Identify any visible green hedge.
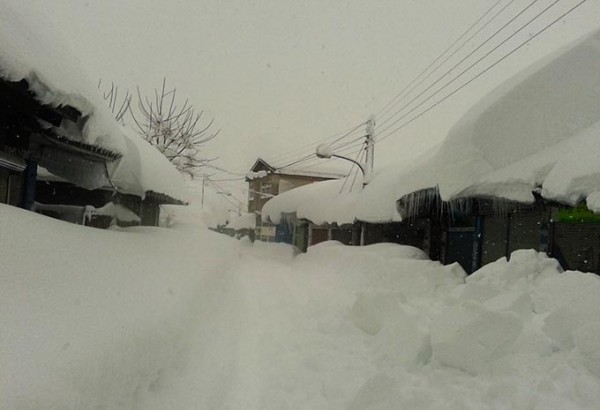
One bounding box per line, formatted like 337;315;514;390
557;203;600;223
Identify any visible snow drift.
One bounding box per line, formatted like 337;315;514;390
2;205;600;409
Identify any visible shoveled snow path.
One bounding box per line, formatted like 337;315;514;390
219;243;373;410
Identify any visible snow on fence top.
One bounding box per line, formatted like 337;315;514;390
0;5;126;155
263;26;600;225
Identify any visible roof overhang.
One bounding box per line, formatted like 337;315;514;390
0;151;27;172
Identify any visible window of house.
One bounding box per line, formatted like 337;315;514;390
260;182;272;193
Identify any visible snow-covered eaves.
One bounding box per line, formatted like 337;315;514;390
264;26;600;225
108;130;190;205
0;151;26;172
0;7;189;205
0;4;127;155
248;158;347;181
263;178;364;226
408;26;600;209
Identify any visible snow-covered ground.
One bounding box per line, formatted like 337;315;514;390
2;205;600;409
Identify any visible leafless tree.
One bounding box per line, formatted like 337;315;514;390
129;79;219;178
98;79;131;125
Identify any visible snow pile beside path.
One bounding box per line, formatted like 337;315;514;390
284;243;600;409
0;204;239;410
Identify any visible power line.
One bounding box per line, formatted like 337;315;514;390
376;0;588;144
208;176;246;182
338;146;366;193
274;134;366;170
203;163;247;176
263;121;364;163
205;178;248;211
377;0;544;135
378;0;518;125
376;0;507;120
349;149;368;192
268;122;366;168
278;140;365;172
281;144;365;179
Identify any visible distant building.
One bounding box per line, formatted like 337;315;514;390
246;158;343;242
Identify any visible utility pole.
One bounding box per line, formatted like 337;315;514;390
201;176;206;207
361;115;375;246
364;114;376;184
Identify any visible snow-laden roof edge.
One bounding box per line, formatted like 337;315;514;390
247;157;347;181
263;26;600;225
109;129;191;204
0;4;127;155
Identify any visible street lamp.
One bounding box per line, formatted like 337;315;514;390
316;144;366;178
315;116;375;186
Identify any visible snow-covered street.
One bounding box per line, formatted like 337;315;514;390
2;1;600;408
3;204;600;409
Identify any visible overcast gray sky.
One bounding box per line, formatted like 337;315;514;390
7;0;600;183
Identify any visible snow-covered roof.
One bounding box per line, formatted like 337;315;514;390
108;129;190;204
0;7;189;204
263;178;362;225
248;157;347;181
264;26;600;225
36;130;191;204
0;4;126;155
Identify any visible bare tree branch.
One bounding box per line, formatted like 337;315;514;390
118;78;220;178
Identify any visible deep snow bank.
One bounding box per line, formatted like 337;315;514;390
289;242;600;409
3;207;600;409
0;204;239;410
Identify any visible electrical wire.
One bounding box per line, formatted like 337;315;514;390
278;141;365;173
263;121;365;165
377;0;544;133
273;135;366;170
339;146;366;193
208;176;246;182
206;178;248;211
349;149;367;192
376;0;507;120
268;124;366;168
203;163;247;176
376;0;588;144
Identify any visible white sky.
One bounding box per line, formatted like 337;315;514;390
5;0;600;196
